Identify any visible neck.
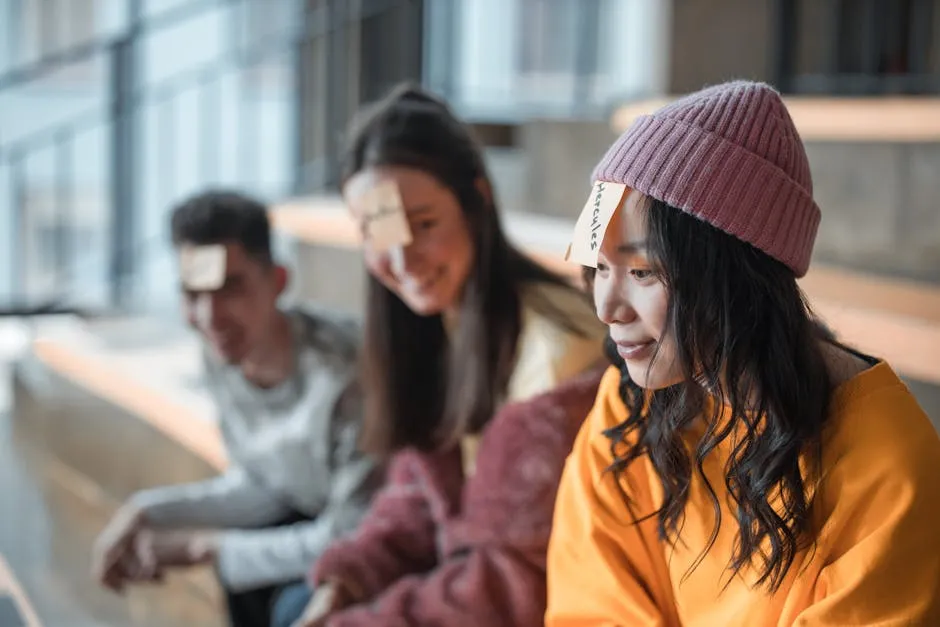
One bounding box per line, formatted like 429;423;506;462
240;310;293;388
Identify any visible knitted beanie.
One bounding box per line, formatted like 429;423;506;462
593;80;820;277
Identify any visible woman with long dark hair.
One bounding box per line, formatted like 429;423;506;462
290;84;608;626
546;81;940;625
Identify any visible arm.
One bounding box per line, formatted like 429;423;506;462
545;368;672;627
215;386;385;593
131;348;294;530
131;467;292;530
326;549;545;627
326;371;607;627
216;453;382;592
309;450;446;600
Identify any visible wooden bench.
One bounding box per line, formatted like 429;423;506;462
29;338;226;470
611;97;940;142
272;197;940;386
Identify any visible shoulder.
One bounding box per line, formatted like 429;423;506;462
290;305;361;363
461;368;607;525
508;281;607;401
476;366;608;483
815;363;940;549
822;363;939;477
586;365;631;432
564;365;632;481
519;281;606;343
498;366;608;437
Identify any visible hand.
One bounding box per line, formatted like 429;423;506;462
114;550;165;587
291;581;355;627
135;529;218;570
92;502;147;592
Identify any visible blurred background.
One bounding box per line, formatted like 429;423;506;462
0;0;938;625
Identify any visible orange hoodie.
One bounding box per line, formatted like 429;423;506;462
546;364;940;626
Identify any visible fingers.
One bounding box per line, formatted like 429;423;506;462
94;523;163;593
93;536;131;588
92;504;144;584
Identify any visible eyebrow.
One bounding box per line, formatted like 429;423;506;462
406;204;435;216
617;240;648;254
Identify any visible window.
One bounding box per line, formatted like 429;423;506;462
778;0;939;94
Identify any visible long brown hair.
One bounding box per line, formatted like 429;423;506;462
343;84;588;456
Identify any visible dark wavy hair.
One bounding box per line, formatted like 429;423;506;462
343;83;589;456
589;197;836;592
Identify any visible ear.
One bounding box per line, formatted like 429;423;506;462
475;176;493;206
273;264;290;297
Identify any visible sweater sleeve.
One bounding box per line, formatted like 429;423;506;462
309;450;444;599
215;387;384;592
325;368;605;627
215;452;381;592
131;467;291;529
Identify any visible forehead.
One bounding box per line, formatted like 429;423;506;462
602;189;649;251
343;166;449;215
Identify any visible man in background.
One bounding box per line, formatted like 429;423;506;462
92;190;379;627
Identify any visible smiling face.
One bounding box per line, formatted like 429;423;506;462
180;242;287;364
592;190;682;390
344;165;475;317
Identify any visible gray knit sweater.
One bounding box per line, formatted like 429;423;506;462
131;307;380;591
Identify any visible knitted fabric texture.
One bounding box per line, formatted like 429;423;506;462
309;366;605;627
593;80;821;276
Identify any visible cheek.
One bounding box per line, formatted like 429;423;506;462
636;285;670;334
431;225;474;271
592;274;608;311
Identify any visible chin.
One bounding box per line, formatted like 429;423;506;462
625;362;681;391
401;292;451;317
408;302;446;317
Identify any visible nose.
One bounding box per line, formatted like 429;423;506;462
594;270;637;327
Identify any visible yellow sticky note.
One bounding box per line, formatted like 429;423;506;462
179;244;227;290
565;181;628;268
361;181;413;251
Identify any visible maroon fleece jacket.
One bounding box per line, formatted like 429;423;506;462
307;366;606;626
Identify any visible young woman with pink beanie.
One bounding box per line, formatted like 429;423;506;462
546;80;940;625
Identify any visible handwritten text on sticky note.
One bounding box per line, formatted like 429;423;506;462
565;181;628;267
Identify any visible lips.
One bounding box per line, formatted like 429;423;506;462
405;268;444;293
614;339;655;361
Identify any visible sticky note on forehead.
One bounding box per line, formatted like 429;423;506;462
565;181;628;268
361;180;413;251
179;244;227;290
